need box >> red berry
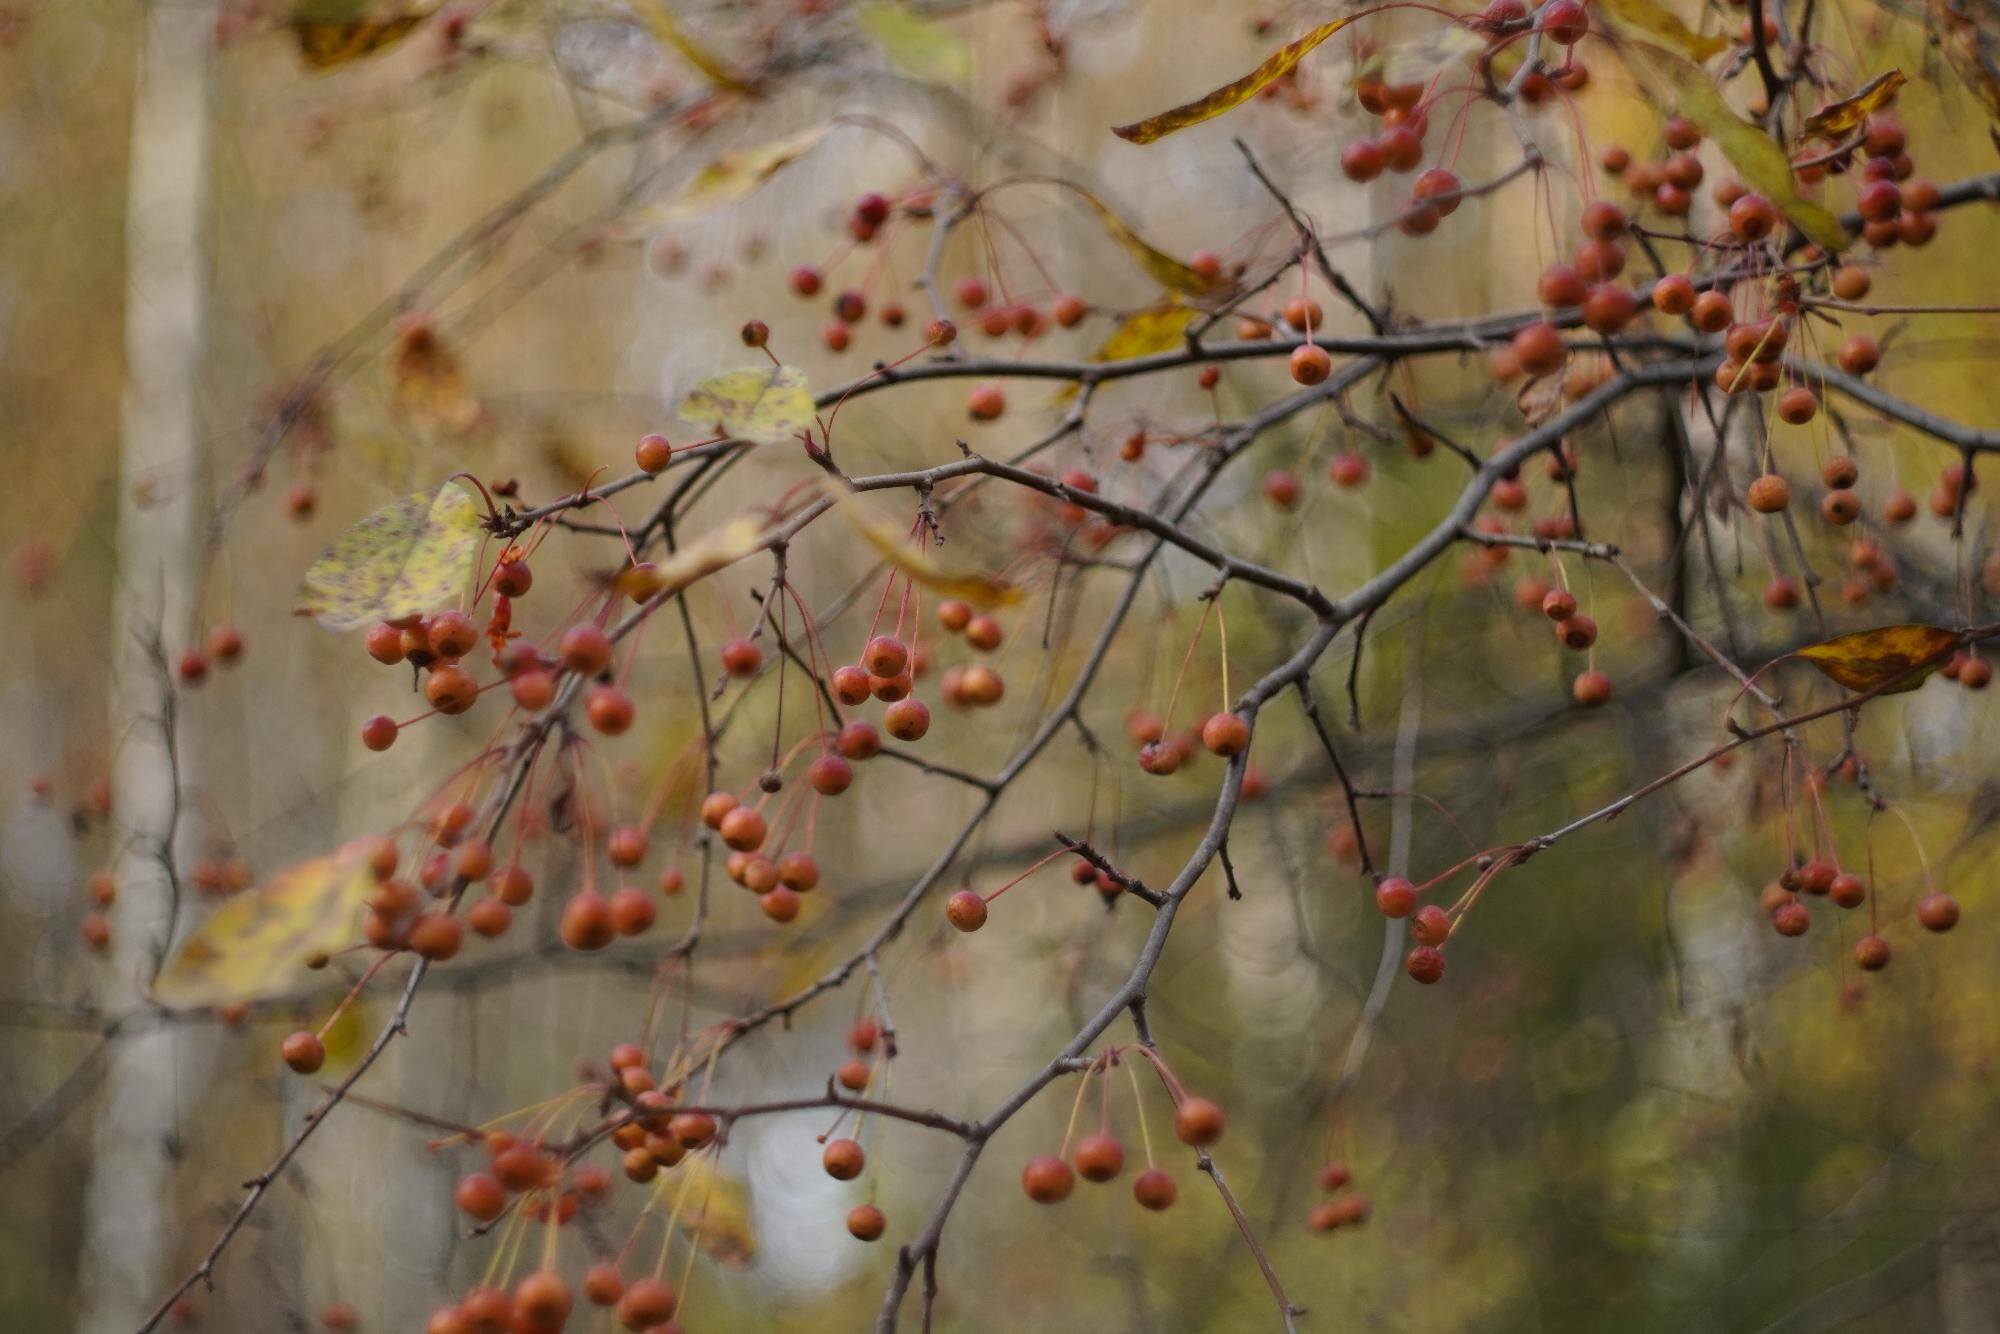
[946,890,988,931]
[454,1171,506,1221]
[1340,139,1384,182]
[848,1203,887,1240]
[282,1030,325,1074]
[1290,344,1332,385]
[1917,892,1960,931]
[1133,1167,1178,1210]
[1405,944,1446,983]
[1374,876,1418,918]
[1173,1096,1225,1147]
[1074,1133,1125,1182]
[1022,1155,1075,1203]
[1540,0,1588,41]
[822,1137,866,1180]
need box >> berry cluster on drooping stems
[47,5,2000,1329]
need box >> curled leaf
[1620,41,1849,252]
[153,843,379,1009]
[1801,70,1907,141]
[1795,623,1959,694]
[1595,0,1729,60]
[824,483,1022,608]
[1112,17,1358,144]
[858,2,970,84]
[1072,188,1230,296]
[675,365,816,445]
[617,516,774,601]
[295,482,485,631]
[292,13,429,70]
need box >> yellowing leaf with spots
[824,483,1022,608]
[1796,623,1959,694]
[153,844,379,1009]
[1074,189,1230,297]
[1112,17,1359,144]
[295,481,485,631]
[1801,70,1908,141]
[617,516,774,601]
[675,365,816,445]
[1596,0,1729,60]
[858,2,970,84]
[1620,42,1849,252]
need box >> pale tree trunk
[77,2,219,1330]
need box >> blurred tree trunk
[76,3,219,1330]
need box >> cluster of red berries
[935,599,1008,707]
[1762,856,1960,961]
[1306,1159,1371,1233]
[175,622,246,686]
[1374,876,1455,983]
[1133,706,1252,776]
[1022,1090,1221,1211]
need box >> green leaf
[295,482,485,631]
[153,844,380,1009]
[858,3,971,85]
[675,365,816,445]
[1620,41,1849,252]
[1595,0,1729,60]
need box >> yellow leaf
[391,317,481,435]
[676,1155,757,1267]
[673,126,832,221]
[1621,42,1849,252]
[1090,303,1197,363]
[1595,0,1730,60]
[634,0,750,92]
[857,2,970,85]
[1112,17,1359,144]
[1801,70,1908,141]
[675,365,816,445]
[1795,623,1960,694]
[292,13,428,70]
[618,516,775,601]
[153,845,379,1009]
[824,483,1023,608]
[1073,188,1229,297]
[295,482,485,631]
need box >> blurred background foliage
[3,0,2000,1331]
